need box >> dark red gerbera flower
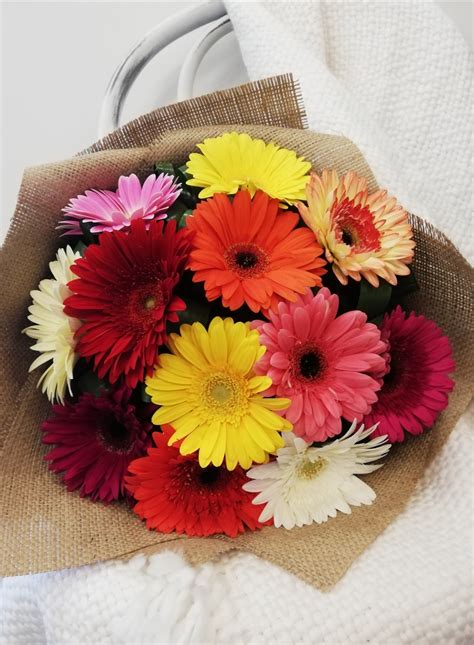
[64,219,190,388]
[364,306,455,442]
[42,386,153,504]
[126,426,268,537]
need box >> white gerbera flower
[243,421,390,529]
[24,246,82,403]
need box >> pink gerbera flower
[58,173,181,235]
[253,288,387,442]
[42,386,153,503]
[364,306,455,442]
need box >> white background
[1,0,472,243]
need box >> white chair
[98,1,233,138]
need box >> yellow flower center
[144,296,157,310]
[200,371,249,422]
[297,457,326,480]
[210,382,232,403]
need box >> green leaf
[369,314,384,327]
[154,162,175,176]
[167,199,189,221]
[79,220,98,245]
[138,382,152,404]
[177,164,190,179]
[178,298,211,326]
[177,209,193,230]
[73,240,88,256]
[392,270,419,300]
[176,167,198,208]
[357,278,392,320]
[76,370,110,396]
[175,166,190,187]
[178,188,198,209]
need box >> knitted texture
[225,0,473,264]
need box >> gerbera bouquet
[24,131,456,538]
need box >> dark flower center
[299,351,323,379]
[98,416,132,453]
[224,243,269,278]
[235,251,258,269]
[199,466,221,486]
[341,228,355,246]
[290,343,327,385]
[382,349,401,392]
[332,199,381,252]
[173,461,229,494]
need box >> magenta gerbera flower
[58,173,181,235]
[42,386,153,503]
[364,306,455,443]
[253,288,387,442]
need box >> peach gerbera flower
[297,170,415,287]
[186,190,326,313]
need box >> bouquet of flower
[24,130,456,538]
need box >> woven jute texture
[1,76,472,589]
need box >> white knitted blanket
[1,2,472,643]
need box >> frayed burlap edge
[1,77,472,590]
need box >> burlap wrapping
[1,75,472,589]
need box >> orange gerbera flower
[186,190,326,313]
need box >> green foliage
[73,240,88,256]
[138,382,152,404]
[154,161,198,209]
[154,162,175,176]
[357,278,392,321]
[79,220,98,245]
[76,370,110,397]
[177,297,211,326]
[391,271,419,301]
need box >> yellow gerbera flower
[146,317,292,470]
[297,170,415,287]
[24,246,82,403]
[185,132,311,204]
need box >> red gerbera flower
[42,386,153,503]
[126,426,268,537]
[364,306,455,442]
[64,220,190,388]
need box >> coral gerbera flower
[297,170,415,287]
[244,421,390,528]
[253,288,387,442]
[186,132,311,204]
[364,306,455,442]
[42,386,152,503]
[126,426,267,537]
[146,317,292,470]
[64,219,190,388]
[24,246,82,403]
[186,190,326,313]
[58,173,181,236]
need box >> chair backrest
[98,1,230,138]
